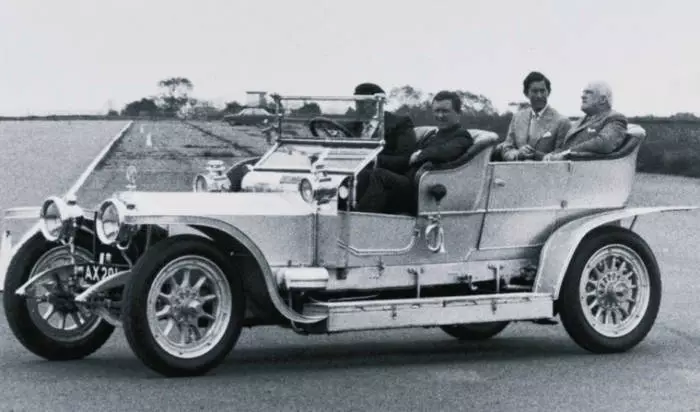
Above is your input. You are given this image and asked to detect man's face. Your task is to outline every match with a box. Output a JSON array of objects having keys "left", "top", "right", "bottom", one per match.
[
  {"left": 526, "top": 80, "right": 549, "bottom": 112},
  {"left": 580, "top": 84, "right": 603, "bottom": 114},
  {"left": 432, "top": 99, "right": 460, "bottom": 128}
]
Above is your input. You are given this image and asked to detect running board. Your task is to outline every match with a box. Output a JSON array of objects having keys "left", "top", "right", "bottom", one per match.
[{"left": 302, "top": 292, "right": 554, "bottom": 333}]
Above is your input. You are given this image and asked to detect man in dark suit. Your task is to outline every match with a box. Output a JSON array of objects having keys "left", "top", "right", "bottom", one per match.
[
  {"left": 349, "top": 83, "right": 418, "bottom": 202},
  {"left": 544, "top": 81, "right": 628, "bottom": 161},
  {"left": 354, "top": 90, "right": 474, "bottom": 214}
]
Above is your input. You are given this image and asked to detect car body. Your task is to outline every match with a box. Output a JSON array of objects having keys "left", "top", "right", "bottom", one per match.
[{"left": 1, "top": 92, "right": 695, "bottom": 377}]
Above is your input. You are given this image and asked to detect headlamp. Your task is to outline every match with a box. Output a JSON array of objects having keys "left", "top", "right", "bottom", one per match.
[
  {"left": 298, "top": 177, "right": 338, "bottom": 205},
  {"left": 95, "top": 198, "right": 128, "bottom": 246},
  {"left": 39, "top": 195, "right": 83, "bottom": 242},
  {"left": 299, "top": 179, "right": 314, "bottom": 203}
]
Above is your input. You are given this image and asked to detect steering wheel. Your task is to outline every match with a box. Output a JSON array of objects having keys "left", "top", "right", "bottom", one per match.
[{"left": 309, "top": 116, "right": 355, "bottom": 138}]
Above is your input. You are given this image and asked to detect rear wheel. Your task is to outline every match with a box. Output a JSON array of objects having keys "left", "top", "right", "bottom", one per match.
[
  {"left": 122, "top": 235, "right": 245, "bottom": 377},
  {"left": 558, "top": 227, "right": 661, "bottom": 353},
  {"left": 3, "top": 232, "right": 115, "bottom": 360},
  {"left": 440, "top": 321, "right": 509, "bottom": 341}
]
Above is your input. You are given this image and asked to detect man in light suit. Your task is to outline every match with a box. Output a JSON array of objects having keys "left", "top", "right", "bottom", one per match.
[
  {"left": 496, "top": 71, "right": 571, "bottom": 161},
  {"left": 544, "top": 81, "right": 628, "bottom": 161}
]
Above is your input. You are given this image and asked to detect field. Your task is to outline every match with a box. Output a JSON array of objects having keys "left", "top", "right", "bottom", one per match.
[
  {"left": 634, "top": 119, "right": 700, "bottom": 178},
  {"left": 1, "top": 119, "right": 700, "bottom": 411}
]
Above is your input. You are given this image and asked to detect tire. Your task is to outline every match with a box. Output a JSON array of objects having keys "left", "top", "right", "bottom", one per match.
[
  {"left": 3, "top": 232, "right": 115, "bottom": 360},
  {"left": 557, "top": 227, "right": 661, "bottom": 353},
  {"left": 121, "top": 234, "right": 245, "bottom": 377},
  {"left": 440, "top": 321, "right": 509, "bottom": 341}
]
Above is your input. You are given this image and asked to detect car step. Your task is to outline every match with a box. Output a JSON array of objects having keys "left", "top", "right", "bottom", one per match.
[{"left": 302, "top": 292, "right": 554, "bottom": 333}]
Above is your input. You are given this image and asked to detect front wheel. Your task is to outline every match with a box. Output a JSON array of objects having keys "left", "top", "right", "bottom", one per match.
[
  {"left": 557, "top": 227, "right": 661, "bottom": 353},
  {"left": 3, "top": 232, "right": 115, "bottom": 360},
  {"left": 121, "top": 235, "right": 246, "bottom": 377}
]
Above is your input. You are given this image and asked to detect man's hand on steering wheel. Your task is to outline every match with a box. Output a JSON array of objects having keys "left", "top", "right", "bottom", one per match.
[{"left": 308, "top": 116, "right": 355, "bottom": 138}]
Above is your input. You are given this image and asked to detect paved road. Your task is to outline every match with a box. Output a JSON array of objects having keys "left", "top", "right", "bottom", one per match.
[{"left": 2, "top": 121, "right": 700, "bottom": 411}]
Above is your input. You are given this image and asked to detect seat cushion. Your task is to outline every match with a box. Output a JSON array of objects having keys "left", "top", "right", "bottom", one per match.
[
  {"left": 413, "top": 126, "right": 499, "bottom": 145},
  {"left": 414, "top": 126, "right": 438, "bottom": 142}
]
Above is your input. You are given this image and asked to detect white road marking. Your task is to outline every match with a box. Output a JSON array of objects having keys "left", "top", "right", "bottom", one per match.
[{"left": 146, "top": 132, "right": 152, "bottom": 147}]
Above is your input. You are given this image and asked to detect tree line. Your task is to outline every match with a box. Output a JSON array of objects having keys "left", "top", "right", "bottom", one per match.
[
  {"left": 4, "top": 76, "right": 695, "bottom": 127},
  {"left": 113, "top": 77, "right": 699, "bottom": 125}
]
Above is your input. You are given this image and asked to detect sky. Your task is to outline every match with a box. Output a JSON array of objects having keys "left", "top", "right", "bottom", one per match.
[{"left": 1, "top": 0, "right": 698, "bottom": 117}]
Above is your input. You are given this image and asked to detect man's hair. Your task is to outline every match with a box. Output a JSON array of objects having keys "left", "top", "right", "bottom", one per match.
[
  {"left": 589, "top": 81, "right": 613, "bottom": 107},
  {"left": 432, "top": 90, "right": 462, "bottom": 113},
  {"left": 354, "top": 83, "right": 385, "bottom": 95},
  {"left": 522, "top": 71, "right": 551, "bottom": 94}
]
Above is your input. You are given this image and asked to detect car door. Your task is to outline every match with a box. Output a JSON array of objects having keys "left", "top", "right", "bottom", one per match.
[{"left": 480, "top": 161, "right": 570, "bottom": 249}]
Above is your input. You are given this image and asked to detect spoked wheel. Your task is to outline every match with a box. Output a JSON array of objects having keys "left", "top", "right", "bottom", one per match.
[
  {"left": 122, "top": 235, "right": 245, "bottom": 377},
  {"left": 3, "top": 232, "right": 115, "bottom": 360},
  {"left": 440, "top": 321, "right": 510, "bottom": 341},
  {"left": 558, "top": 227, "right": 661, "bottom": 353}
]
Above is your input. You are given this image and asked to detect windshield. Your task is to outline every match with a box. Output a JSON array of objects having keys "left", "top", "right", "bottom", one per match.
[
  {"left": 265, "top": 94, "right": 386, "bottom": 141},
  {"left": 249, "top": 94, "right": 387, "bottom": 173},
  {"left": 254, "top": 142, "right": 381, "bottom": 174}
]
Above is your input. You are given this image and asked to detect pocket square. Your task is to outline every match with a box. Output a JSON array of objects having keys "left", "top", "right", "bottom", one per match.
[
  {"left": 587, "top": 127, "right": 597, "bottom": 133},
  {"left": 542, "top": 131, "right": 552, "bottom": 138}
]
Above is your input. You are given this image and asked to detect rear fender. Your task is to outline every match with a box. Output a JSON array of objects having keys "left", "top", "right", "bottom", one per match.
[{"left": 533, "top": 206, "right": 698, "bottom": 300}]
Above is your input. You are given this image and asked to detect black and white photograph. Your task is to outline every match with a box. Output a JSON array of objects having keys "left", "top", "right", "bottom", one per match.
[{"left": 1, "top": 0, "right": 699, "bottom": 410}]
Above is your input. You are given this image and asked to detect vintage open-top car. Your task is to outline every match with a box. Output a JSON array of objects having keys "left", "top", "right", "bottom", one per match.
[{"left": 1, "top": 92, "right": 695, "bottom": 377}]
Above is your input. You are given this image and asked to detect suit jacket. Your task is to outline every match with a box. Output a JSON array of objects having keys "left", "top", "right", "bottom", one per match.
[
  {"left": 556, "top": 109, "right": 628, "bottom": 154},
  {"left": 406, "top": 123, "right": 474, "bottom": 180},
  {"left": 377, "top": 112, "right": 418, "bottom": 174},
  {"left": 496, "top": 105, "right": 571, "bottom": 161},
  {"left": 345, "top": 111, "right": 417, "bottom": 174}
]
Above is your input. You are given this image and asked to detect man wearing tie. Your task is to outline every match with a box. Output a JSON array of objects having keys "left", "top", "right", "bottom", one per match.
[{"left": 496, "top": 71, "right": 572, "bottom": 161}]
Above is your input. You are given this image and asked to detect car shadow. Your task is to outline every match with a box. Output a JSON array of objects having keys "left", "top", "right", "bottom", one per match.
[
  {"left": 222, "top": 334, "right": 622, "bottom": 374},
  {"left": 11, "top": 332, "right": 654, "bottom": 381}
]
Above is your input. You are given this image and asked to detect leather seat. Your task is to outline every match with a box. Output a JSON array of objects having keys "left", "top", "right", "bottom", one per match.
[{"left": 411, "top": 126, "right": 500, "bottom": 171}]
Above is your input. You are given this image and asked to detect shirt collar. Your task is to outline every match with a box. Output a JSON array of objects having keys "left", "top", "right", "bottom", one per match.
[{"left": 531, "top": 104, "right": 548, "bottom": 119}]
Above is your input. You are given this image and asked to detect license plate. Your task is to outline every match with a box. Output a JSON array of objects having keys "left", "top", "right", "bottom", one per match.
[{"left": 75, "top": 263, "right": 128, "bottom": 285}]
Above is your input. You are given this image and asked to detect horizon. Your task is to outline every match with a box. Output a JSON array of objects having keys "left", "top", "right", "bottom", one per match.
[{"left": 2, "top": 0, "right": 699, "bottom": 118}]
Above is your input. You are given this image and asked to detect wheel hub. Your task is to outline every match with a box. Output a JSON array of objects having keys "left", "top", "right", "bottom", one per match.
[
  {"left": 596, "top": 271, "right": 631, "bottom": 309},
  {"left": 48, "top": 292, "right": 79, "bottom": 313},
  {"left": 170, "top": 287, "right": 203, "bottom": 318},
  {"left": 579, "top": 244, "right": 651, "bottom": 338}
]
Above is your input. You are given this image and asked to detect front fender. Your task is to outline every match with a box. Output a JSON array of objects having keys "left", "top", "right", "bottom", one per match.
[
  {"left": 124, "top": 214, "right": 327, "bottom": 325},
  {"left": 533, "top": 205, "right": 698, "bottom": 300}
]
